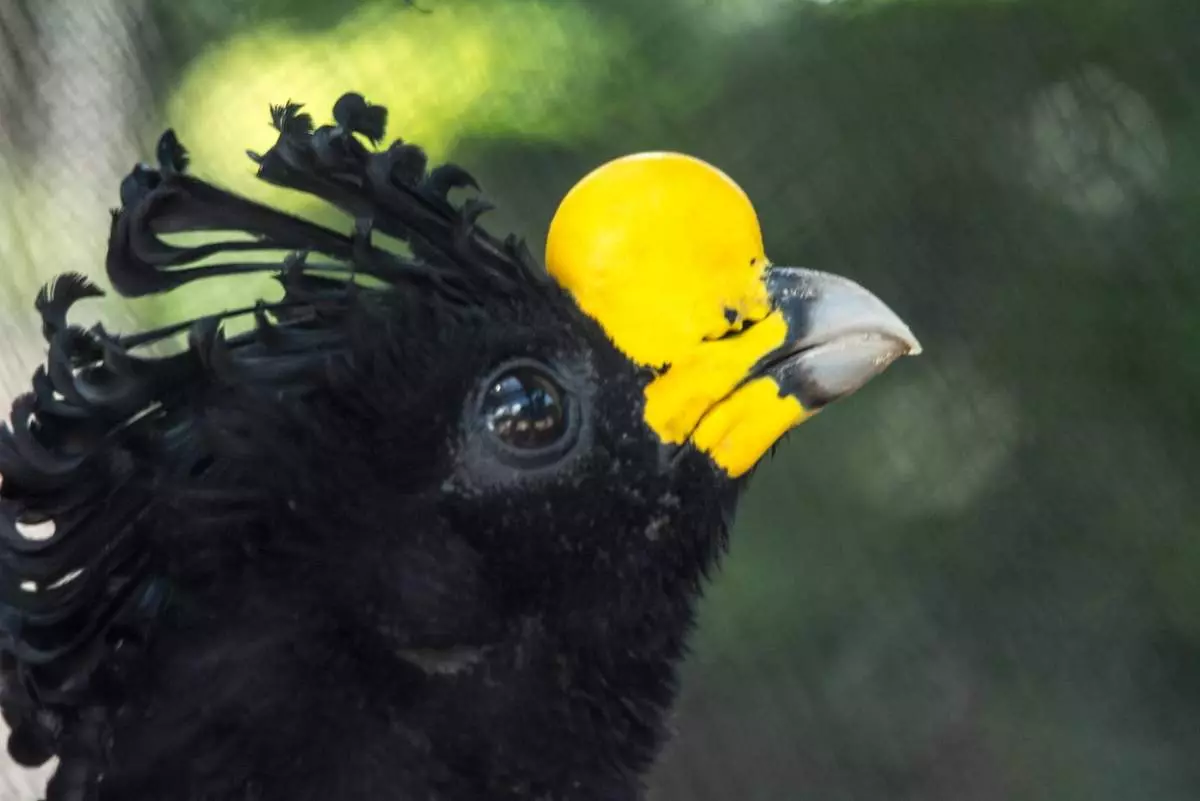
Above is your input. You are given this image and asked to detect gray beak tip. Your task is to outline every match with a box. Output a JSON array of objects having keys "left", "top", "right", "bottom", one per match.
[{"left": 762, "top": 265, "right": 923, "bottom": 408}]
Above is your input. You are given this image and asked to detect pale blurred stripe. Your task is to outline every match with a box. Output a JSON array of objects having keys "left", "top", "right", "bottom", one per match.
[{"left": 1, "top": 0, "right": 153, "bottom": 796}]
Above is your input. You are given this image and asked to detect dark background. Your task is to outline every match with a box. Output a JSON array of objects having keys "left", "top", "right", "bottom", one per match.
[{"left": 2, "top": 1, "right": 1198, "bottom": 798}]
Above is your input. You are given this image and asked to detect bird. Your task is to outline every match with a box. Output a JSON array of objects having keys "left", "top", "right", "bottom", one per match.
[{"left": 0, "top": 92, "right": 920, "bottom": 801}]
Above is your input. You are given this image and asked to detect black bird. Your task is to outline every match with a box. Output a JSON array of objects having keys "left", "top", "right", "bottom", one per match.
[{"left": 0, "top": 93, "right": 920, "bottom": 801}]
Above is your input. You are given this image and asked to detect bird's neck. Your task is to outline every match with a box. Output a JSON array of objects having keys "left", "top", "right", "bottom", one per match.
[
  {"left": 441, "top": 600, "right": 698, "bottom": 800},
  {"left": 96, "top": 589, "right": 701, "bottom": 801}
]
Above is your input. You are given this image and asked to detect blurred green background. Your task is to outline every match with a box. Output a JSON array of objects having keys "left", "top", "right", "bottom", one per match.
[{"left": 2, "top": 0, "right": 1199, "bottom": 798}]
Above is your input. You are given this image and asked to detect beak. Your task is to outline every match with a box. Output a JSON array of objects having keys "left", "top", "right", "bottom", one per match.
[
  {"left": 757, "top": 266, "right": 922, "bottom": 411},
  {"left": 680, "top": 265, "right": 920, "bottom": 477}
]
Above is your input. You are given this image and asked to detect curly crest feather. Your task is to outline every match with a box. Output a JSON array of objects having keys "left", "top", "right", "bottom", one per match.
[{"left": 0, "top": 92, "right": 549, "bottom": 799}]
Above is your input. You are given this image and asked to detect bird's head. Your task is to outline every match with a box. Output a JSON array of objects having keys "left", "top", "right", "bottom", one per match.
[
  {"left": 547, "top": 150, "right": 920, "bottom": 478},
  {"left": 0, "top": 93, "right": 919, "bottom": 795},
  {"left": 426, "top": 149, "right": 921, "bottom": 612}
]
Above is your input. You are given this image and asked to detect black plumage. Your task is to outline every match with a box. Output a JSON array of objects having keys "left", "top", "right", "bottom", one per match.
[
  {"left": 0, "top": 94, "right": 740, "bottom": 801},
  {"left": 0, "top": 92, "right": 919, "bottom": 801}
]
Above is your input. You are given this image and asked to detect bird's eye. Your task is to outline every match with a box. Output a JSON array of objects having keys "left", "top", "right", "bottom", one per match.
[
  {"left": 480, "top": 366, "right": 568, "bottom": 450},
  {"left": 459, "top": 357, "right": 587, "bottom": 482}
]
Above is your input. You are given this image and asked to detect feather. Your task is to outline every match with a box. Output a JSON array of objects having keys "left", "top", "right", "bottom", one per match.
[
  {"left": 156, "top": 128, "right": 190, "bottom": 175},
  {"left": 424, "top": 163, "right": 480, "bottom": 199},
  {"left": 0, "top": 91, "right": 558, "bottom": 799},
  {"left": 270, "top": 101, "right": 314, "bottom": 137},
  {"left": 332, "top": 92, "right": 388, "bottom": 145},
  {"left": 387, "top": 141, "right": 429, "bottom": 187},
  {"left": 34, "top": 274, "right": 104, "bottom": 341}
]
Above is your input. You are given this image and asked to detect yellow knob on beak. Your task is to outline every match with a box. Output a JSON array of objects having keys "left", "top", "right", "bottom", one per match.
[{"left": 545, "top": 152, "right": 920, "bottom": 477}]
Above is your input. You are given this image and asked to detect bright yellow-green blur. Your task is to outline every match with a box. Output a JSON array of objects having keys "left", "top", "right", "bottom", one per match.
[{"left": 169, "top": 2, "right": 628, "bottom": 196}]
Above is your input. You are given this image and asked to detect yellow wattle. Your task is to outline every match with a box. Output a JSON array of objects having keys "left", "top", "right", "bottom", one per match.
[
  {"left": 641, "top": 314, "right": 788, "bottom": 445},
  {"left": 691, "top": 379, "right": 809, "bottom": 478}
]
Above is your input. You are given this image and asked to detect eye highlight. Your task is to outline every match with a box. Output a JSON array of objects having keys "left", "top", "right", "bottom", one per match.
[{"left": 481, "top": 366, "right": 568, "bottom": 450}]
